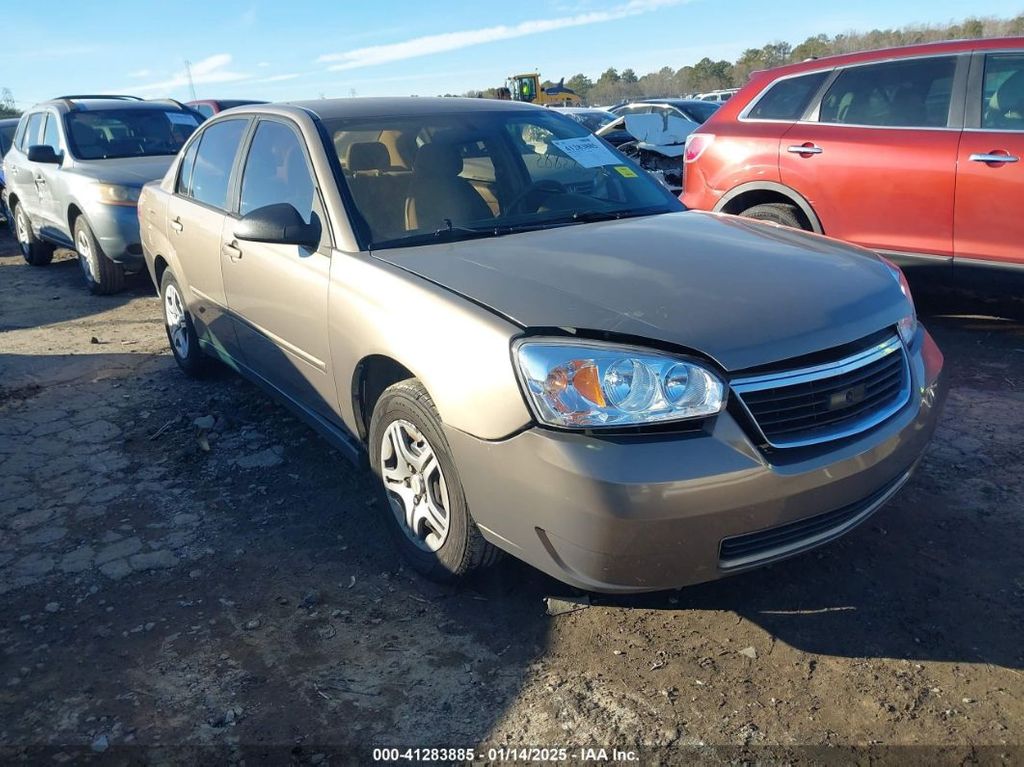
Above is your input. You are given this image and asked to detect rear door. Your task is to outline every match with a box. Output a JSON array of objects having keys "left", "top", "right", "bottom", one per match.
[
  {"left": 953, "top": 50, "right": 1024, "bottom": 270},
  {"left": 779, "top": 55, "right": 965, "bottom": 260},
  {"left": 221, "top": 117, "right": 338, "bottom": 422},
  {"left": 8, "top": 112, "right": 44, "bottom": 215},
  {"left": 167, "top": 117, "right": 249, "bottom": 359}
]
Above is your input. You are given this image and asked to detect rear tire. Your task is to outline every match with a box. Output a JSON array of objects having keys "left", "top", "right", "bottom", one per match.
[
  {"left": 739, "top": 202, "right": 807, "bottom": 230},
  {"left": 368, "top": 379, "right": 500, "bottom": 582},
  {"left": 13, "top": 202, "right": 54, "bottom": 266},
  {"left": 74, "top": 216, "right": 125, "bottom": 295},
  {"left": 160, "top": 270, "right": 207, "bottom": 377}
]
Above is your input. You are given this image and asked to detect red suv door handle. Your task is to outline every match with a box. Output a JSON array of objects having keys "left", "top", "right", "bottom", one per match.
[
  {"left": 787, "top": 143, "right": 823, "bottom": 156},
  {"left": 969, "top": 151, "right": 1019, "bottom": 164}
]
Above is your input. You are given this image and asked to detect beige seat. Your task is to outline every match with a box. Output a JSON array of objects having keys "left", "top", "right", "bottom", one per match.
[
  {"left": 405, "top": 142, "right": 493, "bottom": 231},
  {"left": 345, "top": 141, "right": 411, "bottom": 239}
]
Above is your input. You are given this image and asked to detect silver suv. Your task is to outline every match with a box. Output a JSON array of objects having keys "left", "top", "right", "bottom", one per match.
[{"left": 4, "top": 95, "right": 200, "bottom": 293}]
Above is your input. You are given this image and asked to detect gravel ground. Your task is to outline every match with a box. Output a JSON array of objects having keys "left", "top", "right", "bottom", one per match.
[{"left": 0, "top": 230, "right": 1022, "bottom": 764}]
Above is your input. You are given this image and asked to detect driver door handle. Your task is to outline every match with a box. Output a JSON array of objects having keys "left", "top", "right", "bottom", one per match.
[
  {"left": 170, "top": 217, "right": 183, "bottom": 233},
  {"left": 969, "top": 152, "right": 1020, "bottom": 164},
  {"left": 787, "top": 143, "right": 823, "bottom": 155},
  {"left": 222, "top": 242, "right": 243, "bottom": 261}
]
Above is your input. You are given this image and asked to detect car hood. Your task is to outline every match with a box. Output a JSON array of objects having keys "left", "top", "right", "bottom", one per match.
[
  {"left": 69, "top": 156, "right": 176, "bottom": 186},
  {"left": 373, "top": 211, "right": 910, "bottom": 372}
]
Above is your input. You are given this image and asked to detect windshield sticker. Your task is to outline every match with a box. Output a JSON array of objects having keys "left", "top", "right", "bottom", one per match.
[
  {"left": 613, "top": 165, "right": 639, "bottom": 178},
  {"left": 550, "top": 135, "right": 621, "bottom": 168},
  {"left": 167, "top": 113, "right": 199, "bottom": 126}
]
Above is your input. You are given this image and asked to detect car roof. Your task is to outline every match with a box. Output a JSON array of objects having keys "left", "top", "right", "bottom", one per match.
[
  {"left": 0, "top": 117, "right": 19, "bottom": 126},
  {"left": 34, "top": 96, "right": 196, "bottom": 113},
  {"left": 760, "top": 36, "right": 1024, "bottom": 80},
  {"left": 285, "top": 96, "right": 545, "bottom": 120}
]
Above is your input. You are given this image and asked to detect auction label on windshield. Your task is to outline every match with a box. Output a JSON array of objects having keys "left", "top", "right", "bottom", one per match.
[{"left": 551, "top": 135, "right": 622, "bottom": 168}]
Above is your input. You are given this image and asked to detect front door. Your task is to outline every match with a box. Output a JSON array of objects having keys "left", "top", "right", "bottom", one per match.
[
  {"left": 779, "top": 55, "right": 963, "bottom": 259},
  {"left": 221, "top": 118, "right": 338, "bottom": 423},
  {"left": 33, "top": 112, "right": 68, "bottom": 240},
  {"left": 954, "top": 51, "right": 1024, "bottom": 270}
]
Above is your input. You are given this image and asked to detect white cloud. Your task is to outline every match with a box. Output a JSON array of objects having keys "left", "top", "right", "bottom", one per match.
[
  {"left": 128, "top": 68, "right": 152, "bottom": 78},
  {"left": 258, "top": 61, "right": 271, "bottom": 68},
  {"left": 126, "top": 54, "right": 249, "bottom": 94},
  {"left": 318, "top": 0, "right": 686, "bottom": 71},
  {"left": 256, "top": 73, "right": 301, "bottom": 83}
]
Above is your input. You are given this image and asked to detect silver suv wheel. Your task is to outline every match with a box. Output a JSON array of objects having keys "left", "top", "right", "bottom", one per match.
[
  {"left": 15, "top": 206, "right": 31, "bottom": 256},
  {"left": 379, "top": 419, "right": 451, "bottom": 552},
  {"left": 76, "top": 227, "right": 98, "bottom": 283}
]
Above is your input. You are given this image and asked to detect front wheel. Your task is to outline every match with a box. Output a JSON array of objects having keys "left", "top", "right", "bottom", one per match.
[
  {"left": 74, "top": 216, "right": 125, "bottom": 294},
  {"left": 160, "top": 270, "right": 207, "bottom": 377},
  {"left": 14, "top": 203, "right": 54, "bottom": 266},
  {"left": 368, "top": 379, "right": 500, "bottom": 582},
  {"left": 739, "top": 202, "right": 807, "bottom": 230}
]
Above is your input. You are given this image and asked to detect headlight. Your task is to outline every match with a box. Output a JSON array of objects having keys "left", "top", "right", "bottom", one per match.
[
  {"left": 514, "top": 339, "right": 725, "bottom": 428},
  {"left": 94, "top": 183, "right": 141, "bottom": 206},
  {"left": 879, "top": 256, "right": 918, "bottom": 346}
]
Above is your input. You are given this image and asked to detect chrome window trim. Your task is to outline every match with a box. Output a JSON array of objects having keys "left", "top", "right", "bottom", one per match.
[{"left": 731, "top": 334, "right": 912, "bottom": 449}]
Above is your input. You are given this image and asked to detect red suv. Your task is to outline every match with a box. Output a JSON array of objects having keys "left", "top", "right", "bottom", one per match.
[{"left": 682, "top": 38, "right": 1024, "bottom": 286}]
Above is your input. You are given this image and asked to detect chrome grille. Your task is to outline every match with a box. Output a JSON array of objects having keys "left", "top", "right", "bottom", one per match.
[{"left": 732, "top": 334, "right": 911, "bottom": 448}]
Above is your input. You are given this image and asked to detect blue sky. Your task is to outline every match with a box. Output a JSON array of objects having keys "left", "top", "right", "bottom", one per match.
[{"left": 3, "top": 0, "right": 1019, "bottom": 106}]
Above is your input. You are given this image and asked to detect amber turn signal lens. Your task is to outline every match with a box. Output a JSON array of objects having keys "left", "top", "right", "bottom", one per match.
[{"left": 571, "top": 361, "right": 606, "bottom": 407}]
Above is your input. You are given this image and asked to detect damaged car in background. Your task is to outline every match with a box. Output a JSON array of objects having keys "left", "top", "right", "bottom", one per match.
[{"left": 598, "top": 111, "right": 697, "bottom": 194}]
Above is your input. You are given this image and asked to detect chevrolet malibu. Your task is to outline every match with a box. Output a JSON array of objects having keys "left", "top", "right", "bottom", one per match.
[{"left": 139, "top": 98, "right": 946, "bottom": 593}]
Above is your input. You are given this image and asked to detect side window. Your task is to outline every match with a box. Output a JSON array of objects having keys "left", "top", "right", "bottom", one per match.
[
  {"left": 20, "top": 113, "right": 44, "bottom": 150},
  {"left": 42, "top": 114, "right": 61, "bottom": 152},
  {"left": 818, "top": 56, "right": 956, "bottom": 128},
  {"left": 239, "top": 120, "right": 315, "bottom": 223},
  {"left": 982, "top": 54, "right": 1024, "bottom": 131},
  {"left": 195, "top": 104, "right": 214, "bottom": 119},
  {"left": 176, "top": 138, "right": 200, "bottom": 196},
  {"left": 747, "top": 71, "right": 829, "bottom": 121},
  {"left": 189, "top": 119, "right": 247, "bottom": 210}
]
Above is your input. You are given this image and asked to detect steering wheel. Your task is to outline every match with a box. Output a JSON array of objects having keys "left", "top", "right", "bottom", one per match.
[{"left": 505, "top": 180, "right": 567, "bottom": 215}]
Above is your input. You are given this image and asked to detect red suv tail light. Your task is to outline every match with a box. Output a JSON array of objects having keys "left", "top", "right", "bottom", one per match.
[{"left": 684, "top": 133, "right": 714, "bottom": 163}]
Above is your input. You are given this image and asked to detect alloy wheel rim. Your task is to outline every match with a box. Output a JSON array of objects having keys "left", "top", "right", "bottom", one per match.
[
  {"left": 380, "top": 419, "right": 451, "bottom": 552},
  {"left": 15, "top": 210, "right": 30, "bottom": 256},
  {"left": 163, "top": 284, "right": 189, "bottom": 359},
  {"left": 76, "top": 229, "right": 96, "bottom": 282}
]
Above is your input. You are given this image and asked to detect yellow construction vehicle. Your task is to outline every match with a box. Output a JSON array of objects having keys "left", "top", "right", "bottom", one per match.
[{"left": 496, "top": 73, "right": 582, "bottom": 106}]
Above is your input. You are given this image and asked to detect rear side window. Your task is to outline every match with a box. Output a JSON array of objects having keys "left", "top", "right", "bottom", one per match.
[
  {"left": 20, "top": 113, "right": 44, "bottom": 150},
  {"left": 982, "top": 53, "right": 1024, "bottom": 131},
  {"left": 194, "top": 103, "right": 214, "bottom": 119},
  {"left": 747, "top": 71, "right": 829, "bottom": 121},
  {"left": 818, "top": 56, "right": 956, "bottom": 128},
  {"left": 239, "top": 120, "right": 315, "bottom": 223},
  {"left": 176, "top": 138, "right": 200, "bottom": 196},
  {"left": 189, "top": 118, "right": 247, "bottom": 210}
]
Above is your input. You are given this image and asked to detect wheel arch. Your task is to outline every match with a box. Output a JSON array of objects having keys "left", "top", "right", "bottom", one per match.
[
  {"left": 352, "top": 354, "right": 417, "bottom": 443},
  {"left": 713, "top": 182, "right": 823, "bottom": 234},
  {"left": 67, "top": 202, "right": 84, "bottom": 234}
]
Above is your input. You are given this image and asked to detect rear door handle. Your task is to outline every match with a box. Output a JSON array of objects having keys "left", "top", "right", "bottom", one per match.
[
  {"left": 222, "top": 242, "right": 242, "bottom": 261},
  {"left": 169, "top": 217, "right": 183, "bottom": 232},
  {"left": 787, "top": 143, "right": 823, "bottom": 155},
  {"left": 969, "top": 152, "right": 1019, "bottom": 164}
]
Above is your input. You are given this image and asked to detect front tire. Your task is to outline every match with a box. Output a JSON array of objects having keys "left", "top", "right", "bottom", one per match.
[
  {"left": 13, "top": 202, "right": 54, "bottom": 266},
  {"left": 739, "top": 202, "right": 807, "bottom": 230},
  {"left": 368, "top": 379, "right": 499, "bottom": 582},
  {"left": 160, "top": 270, "right": 207, "bottom": 377},
  {"left": 74, "top": 216, "right": 125, "bottom": 294}
]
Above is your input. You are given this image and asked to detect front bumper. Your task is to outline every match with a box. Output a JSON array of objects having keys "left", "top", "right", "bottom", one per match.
[
  {"left": 446, "top": 329, "right": 946, "bottom": 593},
  {"left": 82, "top": 202, "right": 144, "bottom": 270}
]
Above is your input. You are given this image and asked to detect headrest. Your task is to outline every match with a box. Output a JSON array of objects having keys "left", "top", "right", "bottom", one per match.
[
  {"left": 991, "top": 70, "right": 1024, "bottom": 114},
  {"left": 347, "top": 141, "right": 390, "bottom": 172},
  {"left": 414, "top": 142, "right": 463, "bottom": 177}
]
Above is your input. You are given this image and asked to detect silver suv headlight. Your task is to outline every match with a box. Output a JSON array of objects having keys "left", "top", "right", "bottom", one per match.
[
  {"left": 514, "top": 339, "right": 725, "bottom": 429},
  {"left": 94, "top": 183, "right": 141, "bottom": 206}
]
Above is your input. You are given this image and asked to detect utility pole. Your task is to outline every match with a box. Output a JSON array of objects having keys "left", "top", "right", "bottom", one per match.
[{"left": 184, "top": 60, "right": 197, "bottom": 101}]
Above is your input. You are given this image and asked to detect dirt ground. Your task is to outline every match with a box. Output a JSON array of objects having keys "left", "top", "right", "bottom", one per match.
[{"left": 1, "top": 229, "right": 1022, "bottom": 765}]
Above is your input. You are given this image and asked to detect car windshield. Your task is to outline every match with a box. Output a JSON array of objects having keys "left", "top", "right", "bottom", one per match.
[
  {"left": 325, "top": 109, "right": 680, "bottom": 249},
  {"left": 676, "top": 101, "right": 719, "bottom": 123},
  {"left": 65, "top": 109, "right": 199, "bottom": 160},
  {"left": 568, "top": 110, "right": 617, "bottom": 132}
]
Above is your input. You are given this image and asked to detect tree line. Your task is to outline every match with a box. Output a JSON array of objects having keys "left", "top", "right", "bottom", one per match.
[{"left": 470, "top": 13, "right": 1024, "bottom": 105}]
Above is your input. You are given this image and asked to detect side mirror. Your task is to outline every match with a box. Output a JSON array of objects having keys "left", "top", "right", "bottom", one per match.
[
  {"left": 27, "top": 145, "right": 61, "bottom": 164},
  {"left": 233, "top": 203, "right": 321, "bottom": 249}
]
